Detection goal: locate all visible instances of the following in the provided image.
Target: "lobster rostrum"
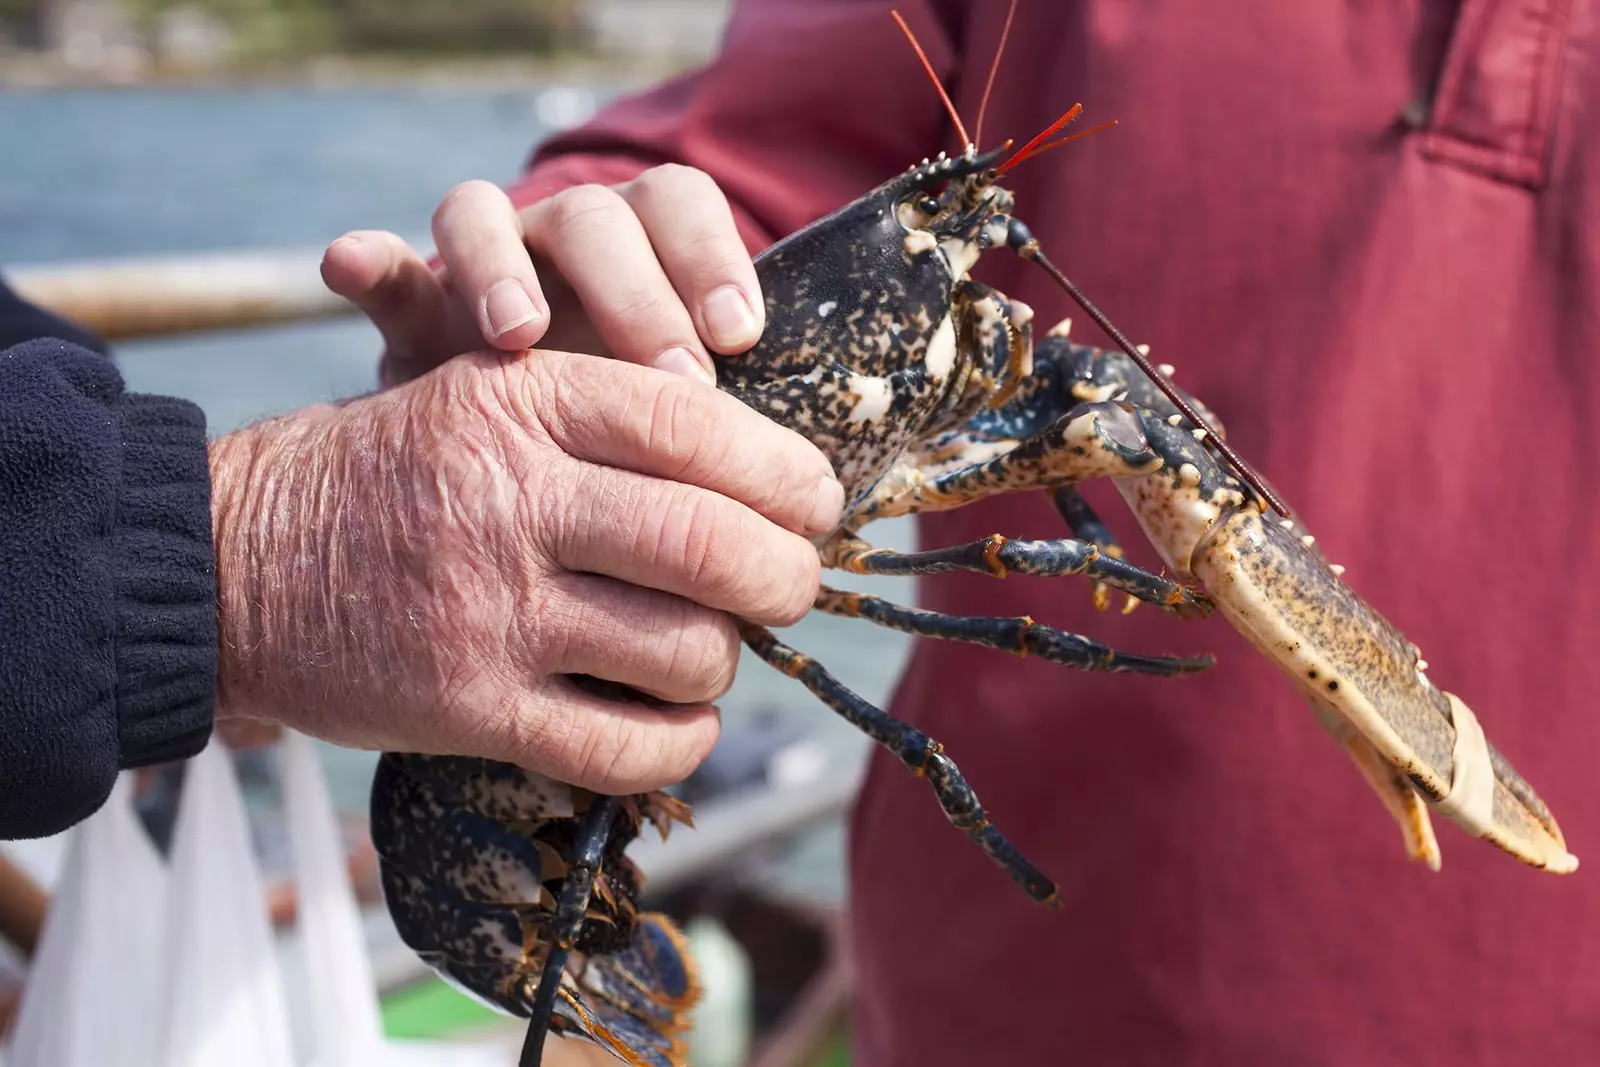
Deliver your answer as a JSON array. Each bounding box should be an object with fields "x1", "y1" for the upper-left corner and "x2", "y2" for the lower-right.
[{"x1": 372, "y1": 11, "x2": 1574, "y2": 1067}]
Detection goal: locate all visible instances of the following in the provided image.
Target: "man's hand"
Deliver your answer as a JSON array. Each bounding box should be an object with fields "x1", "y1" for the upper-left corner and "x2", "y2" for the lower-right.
[
  {"x1": 320, "y1": 166, "x2": 763, "y2": 388},
  {"x1": 209, "y1": 348, "x2": 842, "y2": 794}
]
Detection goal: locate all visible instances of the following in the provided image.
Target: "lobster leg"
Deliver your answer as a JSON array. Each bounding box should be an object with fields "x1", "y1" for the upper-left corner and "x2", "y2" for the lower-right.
[
  {"x1": 520, "y1": 794, "x2": 622, "y2": 1067},
  {"x1": 813, "y1": 586, "x2": 1213, "y2": 676},
  {"x1": 737, "y1": 620, "x2": 1061, "y2": 905},
  {"x1": 857, "y1": 400, "x2": 1164, "y2": 522},
  {"x1": 826, "y1": 533, "x2": 1211, "y2": 619},
  {"x1": 1049, "y1": 487, "x2": 1140, "y2": 614}
]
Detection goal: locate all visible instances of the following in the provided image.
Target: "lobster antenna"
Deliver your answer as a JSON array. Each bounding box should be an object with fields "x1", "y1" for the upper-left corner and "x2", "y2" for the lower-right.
[
  {"x1": 891, "y1": 9, "x2": 972, "y2": 151},
  {"x1": 1015, "y1": 244, "x2": 1290, "y2": 516},
  {"x1": 1004, "y1": 120, "x2": 1120, "y2": 169},
  {"x1": 996, "y1": 104, "x2": 1083, "y2": 175},
  {"x1": 973, "y1": 0, "x2": 1018, "y2": 148}
]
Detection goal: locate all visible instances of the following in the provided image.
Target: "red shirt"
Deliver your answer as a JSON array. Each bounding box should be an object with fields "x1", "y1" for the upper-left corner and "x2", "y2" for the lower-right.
[{"x1": 509, "y1": 2, "x2": 1600, "y2": 1063}]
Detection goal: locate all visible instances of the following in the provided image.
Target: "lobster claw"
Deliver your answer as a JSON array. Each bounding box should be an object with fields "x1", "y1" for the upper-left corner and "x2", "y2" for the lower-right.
[{"x1": 1187, "y1": 506, "x2": 1576, "y2": 874}]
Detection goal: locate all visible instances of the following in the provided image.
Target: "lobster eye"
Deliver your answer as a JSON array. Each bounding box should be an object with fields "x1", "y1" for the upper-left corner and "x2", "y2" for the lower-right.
[{"x1": 917, "y1": 196, "x2": 940, "y2": 215}]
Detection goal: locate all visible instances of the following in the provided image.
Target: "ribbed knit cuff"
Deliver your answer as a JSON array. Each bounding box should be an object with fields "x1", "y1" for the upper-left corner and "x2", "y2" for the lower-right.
[{"x1": 113, "y1": 393, "x2": 217, "y2": 767}]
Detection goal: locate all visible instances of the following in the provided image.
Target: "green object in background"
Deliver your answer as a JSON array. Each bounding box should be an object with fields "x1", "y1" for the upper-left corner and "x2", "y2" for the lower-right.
[
  {"x1": 380, "y1": 976, "x2": 503, "y2": 1039},
  {"x1": 381, "y1": 976, "x2": 855, "y2": 1064},
  {"x1": 816, "y1": 1031, "x2": 851, "y2": 1067}
]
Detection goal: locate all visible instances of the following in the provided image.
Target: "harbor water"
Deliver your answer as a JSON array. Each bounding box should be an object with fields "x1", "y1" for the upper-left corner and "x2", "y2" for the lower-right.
[{"x1": 1, "y1": 85, "x2": 918, "y2": 896}]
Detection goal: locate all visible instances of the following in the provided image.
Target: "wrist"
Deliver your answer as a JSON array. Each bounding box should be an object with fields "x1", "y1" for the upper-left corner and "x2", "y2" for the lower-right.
[{"x1": 209, "y1": 405, "x2": 341, "y2": 719}]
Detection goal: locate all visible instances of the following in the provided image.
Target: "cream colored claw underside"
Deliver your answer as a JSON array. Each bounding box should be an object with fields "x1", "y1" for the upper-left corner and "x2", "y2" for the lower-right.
[{"x1": 1190, "y1": 513, "x2": 1577, "y2": 875}]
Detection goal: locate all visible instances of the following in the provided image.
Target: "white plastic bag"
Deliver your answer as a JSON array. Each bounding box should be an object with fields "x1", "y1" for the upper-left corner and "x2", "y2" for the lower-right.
[
  {"x1": 6, "y1": 734, "x2": 512, "y2": 1067},
  {"x1": 280, "y1": 730, "x2": 390, "y2": 1066},
  {"x1": 280, "y1": 732, "x2": 509, "y2": 1067},
  {"x1": 161, "y1": 740, "x2": 297, "y2": 1067},
  {"x1": 7, "y1": 775, "x2": 169, "y2": 1067}
]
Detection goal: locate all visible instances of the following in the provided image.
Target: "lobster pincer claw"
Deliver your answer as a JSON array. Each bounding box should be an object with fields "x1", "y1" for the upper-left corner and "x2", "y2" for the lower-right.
[
  {"x1": 1123, "y1": 475, "x2": 1578, "y2": 873},
  {"x1": 1106, "y1": 409, "x2": 1577, "y2": 874}
]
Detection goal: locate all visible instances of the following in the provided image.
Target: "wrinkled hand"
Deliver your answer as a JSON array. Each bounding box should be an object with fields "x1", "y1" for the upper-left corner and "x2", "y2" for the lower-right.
[
  {"x1": 209, "y1": 348, "x2": 841, "y2": 793},
  {"x1": 321, "y1": 165, "x2": 763, "y2": 388}
]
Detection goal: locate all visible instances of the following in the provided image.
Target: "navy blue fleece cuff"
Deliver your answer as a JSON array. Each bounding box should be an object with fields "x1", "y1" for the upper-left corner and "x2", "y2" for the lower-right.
[{"x1": 0, "y1": 339, "x2": 215, "y2": 839}]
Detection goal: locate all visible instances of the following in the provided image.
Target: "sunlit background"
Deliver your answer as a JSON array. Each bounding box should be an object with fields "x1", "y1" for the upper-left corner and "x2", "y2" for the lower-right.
[{"x1": 0, "y1": 3, "x2": 917, "y2": 1063}]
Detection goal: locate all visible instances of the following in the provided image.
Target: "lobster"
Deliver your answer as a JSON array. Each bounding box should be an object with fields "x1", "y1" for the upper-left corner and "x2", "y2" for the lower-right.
[{"x1": 369, "y1": 10, "x2": 1576, "y2": 1067}]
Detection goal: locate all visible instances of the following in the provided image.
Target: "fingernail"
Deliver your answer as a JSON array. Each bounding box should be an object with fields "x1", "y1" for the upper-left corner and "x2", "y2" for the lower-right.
[
  {"x1": 484, "y1": 278, "x2": 541, "y2": 340},
  {"x1": 808, "y1": 475, "x2": 845, "y2": 533},
  {"x1": 655, "y1": 346, "x2": 716, "y2": 386},
  {"x1": 703, "y1": 285, "x2": 759, "y2": 350}
]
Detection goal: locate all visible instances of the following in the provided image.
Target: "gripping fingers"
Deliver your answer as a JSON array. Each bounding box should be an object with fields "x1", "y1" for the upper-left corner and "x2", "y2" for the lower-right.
[
  {"x1": 520, "y1": 183, "x2": 714, "y2": 381},
  {"x1": 487, "y1": 677, "x2": 721, "y2": 796},
  {"x1": 617, "y1": 165, "x2": 764, "y2": 354},
  {"x1": 544, "y1": 460, "x2": 821, "y2": 626},
  {"x1": 523, "y1": 351, "x2": 844, "y2": 536},
  {"x1": 540, "y1": 573, "x2": 740, "y2": 705},
  {"x1": 432, "y1": 180, "x2": 550, "y2": 350}
]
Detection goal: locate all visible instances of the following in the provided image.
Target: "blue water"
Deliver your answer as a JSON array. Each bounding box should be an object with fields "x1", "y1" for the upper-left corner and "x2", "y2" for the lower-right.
[{"x1": 0, "y1": 88, "x2": 914, "y2": 837}]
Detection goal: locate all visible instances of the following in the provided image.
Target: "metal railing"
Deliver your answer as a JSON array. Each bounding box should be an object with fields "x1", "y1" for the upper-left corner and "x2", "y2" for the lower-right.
[{"x1": 10, "y1": 247, "x2": 365, "y2": 341}]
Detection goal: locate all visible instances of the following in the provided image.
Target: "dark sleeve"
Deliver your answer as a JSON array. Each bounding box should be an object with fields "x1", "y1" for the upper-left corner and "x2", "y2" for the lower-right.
[
  {"x1": 0, "y1": 275, "x2": 110, "y2": 357},
  {"x1": 0, "y1": 337, "x2": 217, "y2": 840}
]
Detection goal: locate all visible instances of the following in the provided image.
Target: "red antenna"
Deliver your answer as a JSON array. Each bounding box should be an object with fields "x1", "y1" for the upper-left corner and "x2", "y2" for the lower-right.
[
  {"x1": 973, "y1": 0, "x2": 1018, "y2": 148},
  {"x1": 996, "y1": 105, "x2": 1120, "y2": 176},
  {"x1": 891, "y1": 9, "x2": 971, "y2": 149},
  {"x1": 1002, "y1": 119, "x2": 1121, "y2": 173}
]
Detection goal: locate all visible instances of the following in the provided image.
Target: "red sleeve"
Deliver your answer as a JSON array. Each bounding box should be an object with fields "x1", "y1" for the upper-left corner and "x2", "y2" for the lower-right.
[{"x1": 503, "y1": 0, "x2": 967, "y2": 254}]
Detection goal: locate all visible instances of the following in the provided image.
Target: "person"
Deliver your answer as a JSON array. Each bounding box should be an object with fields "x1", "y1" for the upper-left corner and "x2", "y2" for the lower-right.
[
  {"x1": 322, "y1": 1, "x2": 1600, "y2": 1063},
  {"x1": 0, "y1": 270, "x2": 844, "y2": 841}
]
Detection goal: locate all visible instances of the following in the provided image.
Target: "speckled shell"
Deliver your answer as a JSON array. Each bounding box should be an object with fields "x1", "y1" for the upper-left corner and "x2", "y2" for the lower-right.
[
  {"x1": 370, "y1": 753, "x2": 698, "y2": 1065},
  {"x1": 714, "y1": 148, "x2": 1017, "y2": 514}
]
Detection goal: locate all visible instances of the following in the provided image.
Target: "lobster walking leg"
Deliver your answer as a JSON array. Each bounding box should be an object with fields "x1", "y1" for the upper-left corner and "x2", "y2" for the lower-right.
[
  {"x1": 1050, "y1": 487, "x2": 1137, "y2": 613},
  {"x1": 813, "y1": 586, "x2": 1213, "y2": 676},
  {"x1": 829, "y1": 533, "x2": 1210, "y2": 618},
  {"x1": 737, "y1": 620, "x2": 1061, "y2": 905},
  {"x1": 852, "y1": 401, "x2": 1164, "y2": 525},
  {"x1": 520, "y1": 794, "x2": 623, "y2": 1067}
]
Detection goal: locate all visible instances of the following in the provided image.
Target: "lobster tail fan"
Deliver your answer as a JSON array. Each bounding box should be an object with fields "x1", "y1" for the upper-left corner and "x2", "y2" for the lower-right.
[{"x1": 544, "y1": 914, "x2": 702, "y2": 1067}]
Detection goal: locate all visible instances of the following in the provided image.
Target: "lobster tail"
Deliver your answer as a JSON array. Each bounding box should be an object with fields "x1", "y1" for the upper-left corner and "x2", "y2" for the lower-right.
[
  {"x1": 370, "y1": 753, "x2": 701, "y2": 1066},
  {"x1": 544, "y1": 914, "x2": 701, "y2": 1067}
]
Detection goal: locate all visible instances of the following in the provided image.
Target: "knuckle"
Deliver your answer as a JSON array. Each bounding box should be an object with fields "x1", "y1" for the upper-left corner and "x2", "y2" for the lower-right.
[
  {"x1": 659, "y1": 605, "x2": 739, "y2": 702},
  {"x1": 640, "y1": 380, "x2": 711, "y2": 479},
  {"x1": 632, "y1": 163, "x2": 714, "y2": 201},
  {"x1": 764, "y1": 535, "x2": 822, "y2": 625},
  {"x1": 573, "y1": 711, "x2": 647, "y2": 792},
  {"x1": 433, "y1": 178, "x2": 500, "y2": 230},
  {"x1": 667, "y1": 490, "x2": 738, "y2": 599},
  {"x1": 526, "y1": 690, "x2": 589, "y2": 778},
  {"x1": 545, "y1": 183, "x2": 629, "y2": 237},
  {"x1": 735, "y1": 421, "x2": 833, "y2": 526},
  {"x1": 513, "y1": 351, "x2": 577, "y2": 437},
  {"x1": 677, "y1": 230, "x2": 748, "y2": 289}
]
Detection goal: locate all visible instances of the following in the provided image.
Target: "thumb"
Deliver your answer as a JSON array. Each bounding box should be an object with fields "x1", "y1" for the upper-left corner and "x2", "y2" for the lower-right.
[{"x1": 320, "y1": 229, "x2": 479, "y2": 385}]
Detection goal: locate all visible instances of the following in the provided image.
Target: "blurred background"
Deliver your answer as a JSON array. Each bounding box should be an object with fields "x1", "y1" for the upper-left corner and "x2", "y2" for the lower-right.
[{"x1": 0, "y1": 3, "x2": 920, "y2": 1064}]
